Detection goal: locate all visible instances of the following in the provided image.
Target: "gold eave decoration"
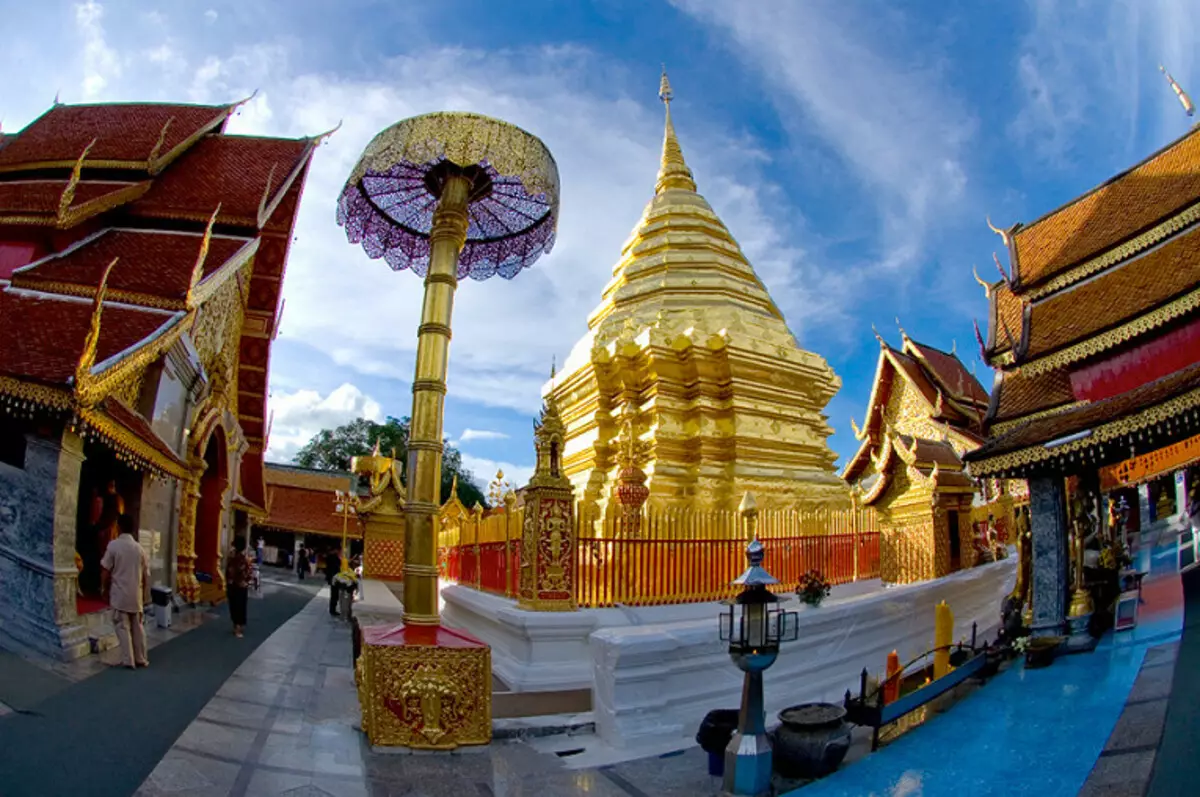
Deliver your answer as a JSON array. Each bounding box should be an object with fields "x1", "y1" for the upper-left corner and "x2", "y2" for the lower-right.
[
  {"x1": 75, "y1": 405, "x2": 188, "y2": 481},
  {"x1": 0, "y1": 377, "x2": 72, "y2": 412},
  {"x1": 1017, "y1": 285, "x2": 1200, "y2": 377},
  {"x1": 0, "y1": 182, "x2": 152, "y2": 230},
  {"x1": 1026, "y1": 200, "x2": 1200, "y2": 301},
  {"x1": 347, "y1": 111, "x2": 560, "y2": 210},
  {"x1": 969, "y1": 384, "x2": 1200, "y2": 476},
  {"x1": 8, "y1": 278, "x2": 190, "y2": 312},
  {"x1": 990, "y1": 399, "x2": 1091, "y2": 437}
]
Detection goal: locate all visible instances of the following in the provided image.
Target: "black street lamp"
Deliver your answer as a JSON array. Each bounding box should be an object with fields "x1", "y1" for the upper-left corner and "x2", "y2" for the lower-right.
[{"x1": 719, "y1": 494, "x2": 798, "y2": 796}]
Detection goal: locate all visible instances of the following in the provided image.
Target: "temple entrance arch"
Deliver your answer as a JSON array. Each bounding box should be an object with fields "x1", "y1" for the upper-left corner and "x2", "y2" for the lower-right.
[{"x1": 193, "y1": 426, "x2": 229, "y2": 583}]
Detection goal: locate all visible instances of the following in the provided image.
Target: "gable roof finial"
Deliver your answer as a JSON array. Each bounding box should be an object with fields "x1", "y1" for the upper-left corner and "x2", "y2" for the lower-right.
[
  {"x1": 655, "y1": 66, "x2": 697, "y2": 195},
  {"x1": 58, "y1": 138, "x2": 97, "y2": 222},
  {"x1": 1160, "y1": 65, "x2": 1196, "y2": 117},
  {"x1": 992, "y1": 252, "x2": 1011, "y2": 283},
  {"x1": 187, "y1": 204, "x2": 222, "y2": 308},
  {"x1": 986, "y1": 215, "x2": 1014, "y2": 247},
  {"x1": 75, "y1": 257, "x2": 119, "y2": 400},
  {"x1": 871, "y1": 323, "x2": 886, "y2": 347},
  {"x1": 895, "y1": 317, "x2": 909, "y2": 342},
  {"x1": 972, "y1": 264, "x2": 993, "y2": 299}
]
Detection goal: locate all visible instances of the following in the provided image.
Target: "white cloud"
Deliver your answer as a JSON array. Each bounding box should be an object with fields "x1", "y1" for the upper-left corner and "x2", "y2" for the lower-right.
[
  {"x1": 673, "y1": 0, "x2": 976, "y2": 274},
  {"x1": 458, "y1": 454, "x2": 533, "y2": 491},
  {"x1": 457, "y1": 429, "x2": 510, "y2": 444},
  {"x1": 266, "y1": 383, "x2": 383, "y2": 463},
  {"x1": 75, "y1": 0, "x2": 122, "y2": 100},
  {"x1": 204, "y1": 9, "x2": 218, "y2": 23}
]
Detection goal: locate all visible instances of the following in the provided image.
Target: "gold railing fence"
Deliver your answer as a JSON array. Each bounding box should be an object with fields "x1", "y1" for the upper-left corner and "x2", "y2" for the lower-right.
[{"x1": 573, "y1": 502, "x2": 879, "y2": 541}]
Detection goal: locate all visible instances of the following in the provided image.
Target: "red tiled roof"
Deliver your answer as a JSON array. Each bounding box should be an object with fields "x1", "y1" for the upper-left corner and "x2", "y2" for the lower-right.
[
  {"x1": 128, "y1": 135, "x2": 312, "y2": 227},
  {"x1": 0, "y1": 288, "x2": 179, "y2": 383},
  {"x1": 265, "y1": 464, "x2": 355, "y2": 492},
  {"x1": 991, "y1": 367, "x2": 1077, "y2": 424},
  {"x1": 259, "y1": 482, "x2": 353, "y2": 537},
  {"x1": 905, "y1": 437, "x2": 966, "y2": 469},
  {"x1": 987, "y1": 283, "x2": 1024, "y2": 357},
  {"x1": 0, "y1": 180, "x2": 141, "y2": 216},
  {"x1": 888, "y1": 349, "x2": 940, "y2": 408},
  {"x1": 1024, "y1": 226, "x2": 1200, "y2": 359},
  {"x1": 14, "y1": 229, "x2": 252, "y2": 303},
  {"x1": 240, "y1": 449, "x2": 267, "y2": 512},
  {"x1": 906, "y1": 339, "x2": 989, "y2": 405},
  {"x1": 0, "y1": 103, "x2": 229, "y2": 171},
  {"x1": 1012, "y1": 127, "x2": 1200, "y2": 287},
  {"x1": 968, "y1": 360, "x2": 1200, "y2": 463},
  {"x1": 99, "y1": 396, "x2": 187, "y2": 471}
]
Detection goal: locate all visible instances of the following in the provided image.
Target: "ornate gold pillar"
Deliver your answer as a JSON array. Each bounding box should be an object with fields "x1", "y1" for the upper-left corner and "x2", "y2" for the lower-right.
[
  {"x1": 403, "y1": 174, "x2": 469, "y2": 626},
  {"x1": 175, "y1": 475, "x2": 202, "y2": 602}
]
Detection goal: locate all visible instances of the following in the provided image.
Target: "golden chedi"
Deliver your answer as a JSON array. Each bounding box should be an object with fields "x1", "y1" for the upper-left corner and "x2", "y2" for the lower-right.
[{"x1": 548, "y1": 72, "x2": 847, "y2": 511}]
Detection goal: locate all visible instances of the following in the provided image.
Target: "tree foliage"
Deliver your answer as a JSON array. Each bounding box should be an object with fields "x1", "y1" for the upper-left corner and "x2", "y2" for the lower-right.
[{"x1": 294, "y1": 416, "x2": 488, "y2": 508}]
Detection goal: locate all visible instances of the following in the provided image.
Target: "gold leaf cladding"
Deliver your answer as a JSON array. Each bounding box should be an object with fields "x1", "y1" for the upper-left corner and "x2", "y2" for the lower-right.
[{"x1": 191, "y1": 262, "x2": 249, "y2": 409}]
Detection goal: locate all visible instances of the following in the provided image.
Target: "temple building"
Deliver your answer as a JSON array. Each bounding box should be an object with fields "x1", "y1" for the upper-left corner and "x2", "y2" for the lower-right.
[
  {"x1": 251, "y1": 463, "x2": 360, "y2": 567},
  {"x1": 548, "y1": 73, "x2": 846, "y2": 511},
  {"x1": 965, "y1": 112, "x2": 1200, "y2": 639},
  {"x1": 841, "y1": 331, "x2": 991, "y2": 582},
  {"x1": 0, "y1": 99, "x2": 323, "y2": 658}
]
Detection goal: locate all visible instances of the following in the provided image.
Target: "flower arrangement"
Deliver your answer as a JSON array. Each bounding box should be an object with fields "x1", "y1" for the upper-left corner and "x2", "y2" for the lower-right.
[
  {"x1": 333, "y1": 571, "x2": 359, "y2": 593},
  {"x1": 1012, "y1": 636, "x2": 1031, "y2": 655},
  {"x1": 1099, "y1": 539, "x2": 1132, "y2": 571},
  {"x1": 797, "y1": 569, "x2": 832, "y2": 607}
]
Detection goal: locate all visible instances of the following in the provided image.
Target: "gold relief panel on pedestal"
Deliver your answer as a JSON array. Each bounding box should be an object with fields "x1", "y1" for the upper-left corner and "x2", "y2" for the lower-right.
[{"x1": 359, "y1": 642, "x2": 491, "y2": 749}]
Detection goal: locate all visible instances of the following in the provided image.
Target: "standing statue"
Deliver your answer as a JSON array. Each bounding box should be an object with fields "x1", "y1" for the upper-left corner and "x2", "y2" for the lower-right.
[{"x1": 1068, "y1": 493, "x2": 1095, "y2": 618}]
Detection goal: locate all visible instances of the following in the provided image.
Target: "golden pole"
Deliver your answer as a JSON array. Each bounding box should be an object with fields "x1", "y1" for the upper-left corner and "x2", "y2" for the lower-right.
[{"x1": 403, "y1": 174, "x2": 471, "y2": 626}]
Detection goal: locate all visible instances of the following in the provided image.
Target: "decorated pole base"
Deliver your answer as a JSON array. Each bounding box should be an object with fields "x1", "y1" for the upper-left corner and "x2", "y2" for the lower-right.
[{"x1": 357, "y1": 624, "x2": 492, "y2": 750}]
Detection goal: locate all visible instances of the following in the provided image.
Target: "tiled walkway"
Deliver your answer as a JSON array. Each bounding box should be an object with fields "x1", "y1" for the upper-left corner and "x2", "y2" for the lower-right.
[
  {"x1": 787, "y1": 562, "x2": 1186, "y2": 797},
  {"x1": 137, "y1": 588, "x2": 723, "y2": 797}
]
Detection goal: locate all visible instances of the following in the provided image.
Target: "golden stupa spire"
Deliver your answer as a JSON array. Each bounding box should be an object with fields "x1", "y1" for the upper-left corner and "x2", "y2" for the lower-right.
[
  {"x1": 655, "y1": 67, "x2": 697, "y2": 195},
  {"x1": 1160, "y1": 65, "x2": 1196, "y2": 117}
]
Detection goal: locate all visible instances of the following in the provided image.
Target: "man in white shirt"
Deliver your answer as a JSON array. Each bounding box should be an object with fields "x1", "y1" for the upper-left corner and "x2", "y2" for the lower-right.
[{"x1": 101, "y1": 514, "x2": 151, "y2": 669}]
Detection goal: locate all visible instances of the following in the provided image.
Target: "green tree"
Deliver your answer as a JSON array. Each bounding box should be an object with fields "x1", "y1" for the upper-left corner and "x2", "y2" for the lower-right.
[{"x1": 294, "y1": 415, "x2": 488, "y2": 508}]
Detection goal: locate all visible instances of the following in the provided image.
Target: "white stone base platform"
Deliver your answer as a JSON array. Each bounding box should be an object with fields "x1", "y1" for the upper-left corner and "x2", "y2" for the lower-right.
[{"x1": 441, "y1": 558, "x2": 1015, "y2": 750}]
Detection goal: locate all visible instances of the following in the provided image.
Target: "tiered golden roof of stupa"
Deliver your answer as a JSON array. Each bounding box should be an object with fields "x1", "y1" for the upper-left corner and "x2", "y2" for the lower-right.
[{"x1": 548, "y1": 72, "x2": 847, "y2": 511}]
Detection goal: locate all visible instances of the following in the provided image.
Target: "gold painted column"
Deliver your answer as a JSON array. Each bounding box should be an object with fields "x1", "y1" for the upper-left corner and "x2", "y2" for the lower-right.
[
  {"x1": 403, "y1": 174, "x2": 470, "y2": 626},
  {"x1": 175, "y1": 475, "x2": 202, "y2": 602}
]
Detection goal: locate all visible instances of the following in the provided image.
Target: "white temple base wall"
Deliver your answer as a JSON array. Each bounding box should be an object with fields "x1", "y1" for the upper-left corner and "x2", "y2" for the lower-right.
[
  {"x1": 589, "y1": 558, "x2": 1016, "y2": 748},
  {"x1": 440, "y1": 585, "x2": 744, "y2": 693}
]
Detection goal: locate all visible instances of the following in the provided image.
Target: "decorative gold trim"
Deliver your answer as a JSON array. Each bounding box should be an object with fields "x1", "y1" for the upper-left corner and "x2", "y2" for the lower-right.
[
  {"x1": 57, "y1": 139, "x2": 97, "y2": 221},
  {"x1": 0, "y1": 377, "x2": 72, "y2": 409},
  {"x1": 189, "y1": 238, "x2": 260, "y2": 307},
  {"x1": 77, "y1": 405, "x2": 188, "y2": 480},
  {"x1": 1019, "y1": 284, "x2": 1200, "y2": 377},
  {"x1": 1027, "y1": 200, "x2": 1200, "y2": 300},
  {"x1": 990, "y1": 400, "x2": 1090, "y2": 436},
  {"x1": 970, "y1": 384, "x2": 1200, "y2": 476},
  {"x1": 78, "y1": 311, "x2": 191, "y2": 408},
  {"x1": 186, "y1": 204, "x2": 221, "y2": 309},
  {"x1": 74, "y1": 257, "x2": 118, "y2": 404},
  {"x1": 10, "y1": 277, "x2": 187, "y2": 310}
]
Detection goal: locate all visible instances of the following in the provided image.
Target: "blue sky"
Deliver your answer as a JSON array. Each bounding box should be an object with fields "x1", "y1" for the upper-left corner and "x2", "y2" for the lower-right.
[{"x1": 3, "y1": 1, "x2": 1197, "y2": 488}]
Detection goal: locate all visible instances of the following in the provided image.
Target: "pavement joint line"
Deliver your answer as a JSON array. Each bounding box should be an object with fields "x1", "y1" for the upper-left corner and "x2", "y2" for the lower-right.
[
  {"x1": 227, "y1": 595, "x2": 325, "y2": 797},
  {"x1": 1099, "y1": 743, "x2": 1161, "y2": 758},
  {"x1": 174, "y1": 744, "x2": 353, "y2": 779},
  {"x1": 1139, "y1": 658, "x2": 1177, "y2": 670},
  {"x1": 1124, "y1": 696, "x2": 1172, "y2": 707},
  {"x1": 193, "y1": 715, "x2": 301, "y2": 736},
  {"x1": 598, "y1": 766, "x2": 654, "y2": 797}
]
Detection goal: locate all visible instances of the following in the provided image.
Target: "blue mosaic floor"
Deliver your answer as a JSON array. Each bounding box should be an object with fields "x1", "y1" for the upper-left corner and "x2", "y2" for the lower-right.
[{"x1": 788, "y1": 547, "x2": 1185, "y2": 797}]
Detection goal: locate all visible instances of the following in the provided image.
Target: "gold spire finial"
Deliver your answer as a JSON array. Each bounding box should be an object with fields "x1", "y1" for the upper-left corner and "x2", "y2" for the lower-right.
[
  {"x1": 986, "y1": 215, "x2": 1013, "y2": 247},
  {"x1": 75, "y1": 257, "x2": 119, "y2": 398},
  {"x1": 187, "y1": 204, "x2": 221, "y2": 308},
  {"x1": 58, "y1": 138, "x2": 96, "y2": 221},
  {"x1": 655, "y1": 67, "x2": 697, "y2": 195},
  {"x1": 372, "y1": 437, "x2": 382, "y2": 456},
  {"x1": 972, "y1": 265, "x2": 993, "y2": 298},
  {"x1": 1160, "y1": 65, "x2": 1196, "y2": 117}
]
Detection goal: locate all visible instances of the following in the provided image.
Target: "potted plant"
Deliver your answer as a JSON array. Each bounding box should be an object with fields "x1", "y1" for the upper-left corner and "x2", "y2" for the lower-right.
[{"x1": 797, "y1": 570, "x2": 832, "y2": 607}]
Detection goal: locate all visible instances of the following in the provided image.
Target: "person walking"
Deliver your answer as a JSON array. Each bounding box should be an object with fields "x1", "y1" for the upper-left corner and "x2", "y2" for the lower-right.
[
  {"x1": 297, "y1": 544, "x2": 310, "y2": 580},
  {"x1": 325, "y1": 548, "x2": 343, "y2": 617},
  {"x1": 255, "y1": 537, "x2": 264, "y2": 567},
  {"x1": 225, "y1": 536, "x2": 253, "y2": 638},
  {"x1": 100, "y1": 514, "x2": 150, "y2": 670}
]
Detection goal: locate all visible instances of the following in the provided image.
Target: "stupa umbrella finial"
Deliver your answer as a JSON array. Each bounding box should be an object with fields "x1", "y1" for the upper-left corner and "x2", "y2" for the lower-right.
[
  {"x1": 655, "y1": 68, "x2": 697, "y2": 195},
  {"x1": 1160, "y1": 65, "x2": 1196, "y2": 117}
]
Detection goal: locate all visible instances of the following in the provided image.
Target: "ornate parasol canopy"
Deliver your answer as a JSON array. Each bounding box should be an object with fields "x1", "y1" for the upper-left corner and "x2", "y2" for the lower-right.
[{"x1": 336, "y1": 111, "x2": 560, "y2": 280}]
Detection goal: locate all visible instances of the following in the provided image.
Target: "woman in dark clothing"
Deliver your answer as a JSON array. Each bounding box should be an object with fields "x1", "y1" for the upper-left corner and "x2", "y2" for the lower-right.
[{"x1": 225, "y1": 535, "x2": 252, "y2": 638}]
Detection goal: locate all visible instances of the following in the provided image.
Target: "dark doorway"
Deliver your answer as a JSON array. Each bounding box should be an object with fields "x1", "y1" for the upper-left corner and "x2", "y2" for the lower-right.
[{"x1": 75, "y1": 441, "x2": 142, "y2": 601}]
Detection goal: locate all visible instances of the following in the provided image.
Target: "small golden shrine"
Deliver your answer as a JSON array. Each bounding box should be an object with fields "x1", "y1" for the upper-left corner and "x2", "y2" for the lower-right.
[
  {"x1": 518, "y1": 388, "x2": 576, "y2": 610},
  {"x1": 841, "y1": 330, "x2": 990, "y2": 582},
  {"x1": 352, "y1": 441, "x2": 406, "y2": 581},
  {"x1": 549, "y1": 72, "x2": 846, "y2": 511}
]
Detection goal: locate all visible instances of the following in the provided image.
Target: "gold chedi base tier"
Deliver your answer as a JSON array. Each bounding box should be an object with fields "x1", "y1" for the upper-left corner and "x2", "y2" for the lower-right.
[
  {"x1": 549, "y1": 73, "x2": 847, "y2": 512},
  {"x1": 357, "y1": 624, "x2": 492, "y2": 750}
]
